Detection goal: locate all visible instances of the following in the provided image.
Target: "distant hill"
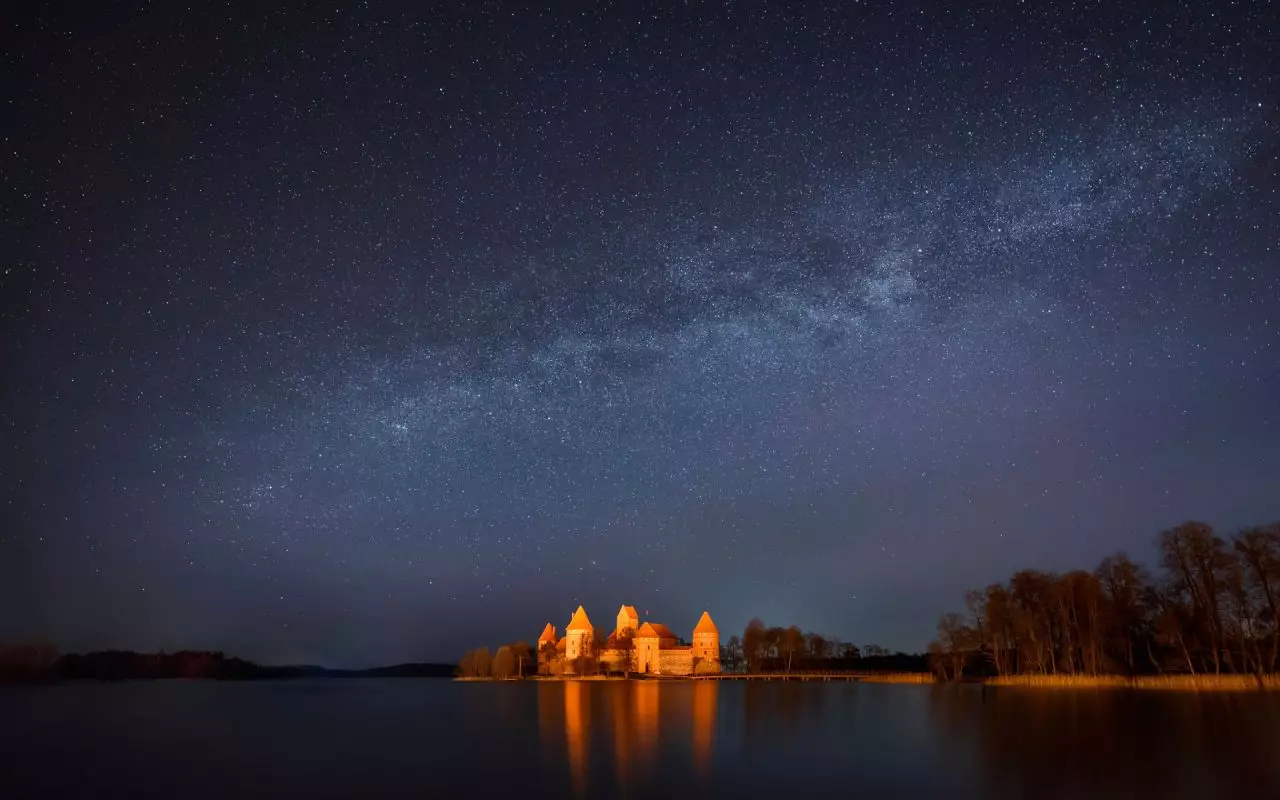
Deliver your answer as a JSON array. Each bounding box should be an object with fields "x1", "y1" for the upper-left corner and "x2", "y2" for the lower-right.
[
  {"x1": 344, "y1": 662, "x2": 456, "y2": 678},
  {"x1": 0, "y1": 646, "x2": 454, "y2": 682}
]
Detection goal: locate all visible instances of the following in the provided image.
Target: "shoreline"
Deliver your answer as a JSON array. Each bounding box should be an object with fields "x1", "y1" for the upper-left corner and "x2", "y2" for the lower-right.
[
  {"x1": 455, "y1": 672, "x2": 935, "y2": 683},
  {"x1": 980, "y1": 674, "x2": 1280, "y2": 691},
  {"x1": 454, "y1": 672, "x2": 1280, "y2": 691}
]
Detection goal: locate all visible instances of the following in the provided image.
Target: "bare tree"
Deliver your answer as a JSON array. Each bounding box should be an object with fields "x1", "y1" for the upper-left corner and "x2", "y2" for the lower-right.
[
  {"x1": 743, "y1": 618, "x2": 766, "y2": 672},
  {"x1": 1235, "y1": 525, "x2": 1280, "y2": 672},
  {"x1": 725, "y1": 635, "x2": 744, "y2": 673},
  {"x1": 935, "y1": 612, "x2": 976, "y2": 680},
  {"x1": 1096, "y1": 553, "x2": 1149, "y2": 674},
  {"x1": 806, "y1": 632, "x2": 829, "y2": 662},
  {"x1": 458, "y1": 647, "x2": 493, "y2": 678},
  {"x1": 763, "y1": 627, "x2": 783, "y2": 668},
  {"x1": 782, "y1": 626, "x2": 804, "y2": 673},
  {"x1": 538, "y1": 640, "x2": 558, "y2": 674},
  {"x1": 510, "y1": 641, "x2": 532, "y2": 678},
  {"x1": 927, "y1": 640, "x2": 950, "y2": 680},
  {"x1": 1160, "y1": 522, "x2": 1232, "y2": 673},
  {"x1": 492, "y1": 646, "x2": 515, "y2": 680},
  {"x1": 964, "y1": 589, "x2": 989, "y2": 673},
  {"x1": 983, "y1": 584, "x2": 1013, "y2": 675}
]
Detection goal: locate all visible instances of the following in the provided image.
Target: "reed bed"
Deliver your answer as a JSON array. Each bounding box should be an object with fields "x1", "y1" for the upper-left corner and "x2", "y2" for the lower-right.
[
  {"x1": 984, "y1": 673, "x2": 1280, "y2": 691},
  {"x1": 858, "y1": 672, "x2": 936, "y2": 684}
]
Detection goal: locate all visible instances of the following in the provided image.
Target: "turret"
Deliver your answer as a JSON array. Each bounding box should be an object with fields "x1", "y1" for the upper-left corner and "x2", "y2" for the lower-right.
[
  {"x1": 616, "y1": 605, "x2": 639, "y2": 638},
  {"x1": 564, "y1": 605, "x2": 594, "y2": 666},
  {"x1": 692, "y1": 611, "x2": 720, "y2": 667}
]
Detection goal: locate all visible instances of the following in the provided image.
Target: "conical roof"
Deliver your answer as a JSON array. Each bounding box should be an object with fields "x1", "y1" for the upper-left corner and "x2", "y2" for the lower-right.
[
  {"x1": 538, "y1": 623, "x2": 557, "y2": 642},
  {"x1": 566, "y1": 605, "x2": 593, "y2": 631},
  {"x1": 693, "y1": 611, "x2": 718, "y2": 635}
]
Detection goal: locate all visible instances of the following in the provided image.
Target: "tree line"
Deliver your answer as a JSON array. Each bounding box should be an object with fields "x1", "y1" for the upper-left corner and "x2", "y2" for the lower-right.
[
  {"x1": 0, "y1": 646, "x2": 269, "y2": 681},
  {"x1": 0, "y1": 645, "x2": 455, "y2": 681},
  {"x1": 927, "y1": 521, "x2": 1280, "y2": 681},
  {"x1": 461, "y1": 632, "x2": 640, "y2": 677},
  {"x1": 457, "y1": 641, "x2": 535, "y2": 679},
  {"x1": 726, "y1": 620, "x2": 926, "y2": 673}
]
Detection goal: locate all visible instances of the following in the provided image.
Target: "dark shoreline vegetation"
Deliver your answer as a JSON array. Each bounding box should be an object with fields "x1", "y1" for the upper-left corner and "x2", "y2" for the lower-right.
[
  {"x1": 458, "y1": 520, "x2": 1280, "y2": 690},
  {"x1": 8, "y1": 520, "x2": 1277, "y2": 690},
  {"x1": 0, "y1": 647, "x2": 454, "y2": 683},
  {"x1": 926, "y1": 521, "x2": 1280, "y2": 683}
]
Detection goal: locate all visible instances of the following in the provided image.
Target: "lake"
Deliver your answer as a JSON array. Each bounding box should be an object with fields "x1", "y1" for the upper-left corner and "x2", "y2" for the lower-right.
[{"x1": 2, "y1": 679, "x2": 1278, "y2": 798}]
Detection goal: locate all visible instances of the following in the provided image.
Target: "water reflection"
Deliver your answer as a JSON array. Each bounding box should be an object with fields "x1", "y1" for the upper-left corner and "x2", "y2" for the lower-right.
[
  {"x1": 563, "y1": 681, "x2": 589, "y2": 797},
  {"x1": 534, "y1": 680, "x2": 1280, "y2": 799},
  {"x1": 633, "y1": 680, "x2": 659, "y2": 775},
  {"x1": 691, "y1": 681, "x2": 716, "y2": 777},
  {"x1": 536, "y1": 680, "x2": 562, "y2": 777},
  {"x1": 538, "y1": 680, "x2": 719, "y2": 796},
  {"x1": 929, "y1": 685, "x2": 1280, "y2": 799},
  {"x1": 743, "y1": 679, "x2": 827, "y2": 739},
  {"x1": 6, "y1": 680, "x2": 1278, "y2": 799},
  {"x1": 608, "y1": 680, "x2": 632, "y2": 785}
]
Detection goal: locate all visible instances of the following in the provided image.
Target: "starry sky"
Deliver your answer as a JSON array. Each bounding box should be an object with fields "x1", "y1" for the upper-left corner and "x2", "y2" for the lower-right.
[{"x1": 3, "y1": 1, "x2": 1277, "y2": 667}]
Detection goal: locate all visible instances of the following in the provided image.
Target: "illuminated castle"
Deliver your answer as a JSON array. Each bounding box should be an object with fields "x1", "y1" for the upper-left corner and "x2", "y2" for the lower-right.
[{"x1": 537, "y1": 604, "x2": 721, "y2": 676}]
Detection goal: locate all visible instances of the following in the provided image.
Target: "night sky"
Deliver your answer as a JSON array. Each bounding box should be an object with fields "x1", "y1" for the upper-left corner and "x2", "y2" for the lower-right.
[{"x1": 4, "y1": 2, "x2": 1277, "y2": 667}]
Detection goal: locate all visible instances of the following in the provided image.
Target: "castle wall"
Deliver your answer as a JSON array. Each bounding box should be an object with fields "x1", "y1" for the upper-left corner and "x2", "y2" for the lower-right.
[
  {"x1": 599, "y1": 648, "x2": 628, "y2": 671},
  {"x1": 635, "y1": 638, "x2": 659, "y2": 674},
  {"x1": 658, "y1": 648, "x2": 693, "y2": 676},
  {"x1": 693, "y1": 656, "x2": 721, "y2": 675}
]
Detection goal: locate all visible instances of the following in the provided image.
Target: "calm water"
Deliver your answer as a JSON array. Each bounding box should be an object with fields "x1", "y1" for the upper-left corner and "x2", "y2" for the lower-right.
[{"x1": 2, "y1": 679, "x2": 1278, "y2": 798}]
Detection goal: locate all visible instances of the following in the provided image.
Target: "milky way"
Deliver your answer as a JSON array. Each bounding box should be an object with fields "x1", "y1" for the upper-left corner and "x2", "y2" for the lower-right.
[{"x1": 4, "y1": 2, "x2": 1277, "y2": 665}]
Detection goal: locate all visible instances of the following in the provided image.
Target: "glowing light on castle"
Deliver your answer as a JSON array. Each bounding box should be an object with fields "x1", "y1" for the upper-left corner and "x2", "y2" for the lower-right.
[{"x1": 537, "y1": 604, "x2": 721, "y2": 676}]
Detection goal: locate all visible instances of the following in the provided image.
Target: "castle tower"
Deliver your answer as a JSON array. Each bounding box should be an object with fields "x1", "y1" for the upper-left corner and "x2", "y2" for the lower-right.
[
  {"x1": 616, "y1": 605, "x2": 639, "y2": 638},
  {"x1": 692, "y1": 611, "x2": 720, "y2": 672},
  {"x1": 634, "y1": 622, "x2": 662, "y2": 674},
  {"x1": 565, "y1": 605, "x2": 594, "y2": 667}
]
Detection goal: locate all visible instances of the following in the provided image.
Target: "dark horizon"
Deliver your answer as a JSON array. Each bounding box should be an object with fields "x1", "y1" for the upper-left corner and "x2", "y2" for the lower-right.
[
  {"x1": 6, "y1": 516, "x2": 1277, "y2": 672},
  {"x1": 4, "y1": 2, "x2": 1277, "y2": 667}
]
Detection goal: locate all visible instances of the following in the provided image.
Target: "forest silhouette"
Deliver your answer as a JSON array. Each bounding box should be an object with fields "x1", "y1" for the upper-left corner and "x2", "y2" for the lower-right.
[{"x1": 925, "y1": 521, "x2": 1280, "y2": 681}]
